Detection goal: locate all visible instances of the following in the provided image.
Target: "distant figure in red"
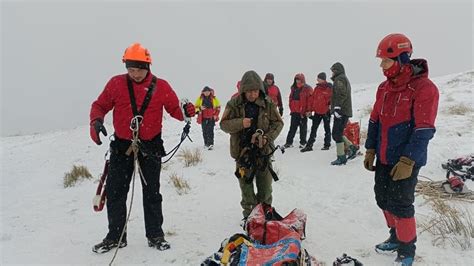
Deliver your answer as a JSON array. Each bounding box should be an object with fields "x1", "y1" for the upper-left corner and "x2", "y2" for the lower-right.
[
  {"x1": 263, "y1": 73, "x2": 284, "y2": 116},
  {"x1": 283, "y1": 73, "x2": 312, "y2": 149},
  {"x1": 301, "y1": 72, "x2": 332, "y2": 152}
]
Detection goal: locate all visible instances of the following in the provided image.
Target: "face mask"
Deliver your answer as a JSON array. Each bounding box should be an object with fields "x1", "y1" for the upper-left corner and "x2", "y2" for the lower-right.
[{"x1": 383, "y1": 60, "x2": 401, "y2": 78}]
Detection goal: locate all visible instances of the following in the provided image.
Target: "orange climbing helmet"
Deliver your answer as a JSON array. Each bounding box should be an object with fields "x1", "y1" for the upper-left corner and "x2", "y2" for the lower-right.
[{"x1": 122, "y1": 43, "x2": 152, "y2": 64}]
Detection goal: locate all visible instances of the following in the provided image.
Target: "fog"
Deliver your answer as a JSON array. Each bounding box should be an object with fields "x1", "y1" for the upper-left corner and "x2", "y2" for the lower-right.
[{"x1": 1, "y1": 0, "x2": 472, "y2": 136}]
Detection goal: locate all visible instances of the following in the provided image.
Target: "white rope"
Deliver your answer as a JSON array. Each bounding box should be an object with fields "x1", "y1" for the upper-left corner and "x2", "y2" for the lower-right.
[{"x1": 108, "y1": 116, "x2": 143, "y2": 266}]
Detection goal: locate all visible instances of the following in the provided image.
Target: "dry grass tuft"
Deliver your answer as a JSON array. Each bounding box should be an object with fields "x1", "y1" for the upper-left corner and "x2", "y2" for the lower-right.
[
  {"x1": 169, "y1": 172, "x2": 190, "y2": 195},
  {"x1": 418, "y1": 199, "x2": 473, "y2": 250},
  {"x1": 177, "y1": 148, "x2": 203, "y2": 167},
  {"x1": 446, "y1": 103, "x2": 474, "y2": 115},
  {"x1": 63, "y1": 165, "x2": 93, "y2": 188}
]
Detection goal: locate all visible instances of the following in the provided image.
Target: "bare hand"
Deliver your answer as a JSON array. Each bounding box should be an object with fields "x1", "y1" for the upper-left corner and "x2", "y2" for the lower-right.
[{"x1": 243, "y1": 118, "x2": 252, "y2": 128}]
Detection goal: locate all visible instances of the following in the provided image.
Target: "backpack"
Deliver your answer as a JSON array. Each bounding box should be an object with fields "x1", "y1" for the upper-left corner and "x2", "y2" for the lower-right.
[
  {"x1": 245, "y1": 204, "x2": 306, "y2": 245},
  {"x1": 201, "y1": 232, "x2": 318, "y2": 266},
  {"x1": 343, "y1": 121, "x2": 360, "y2": 147}
]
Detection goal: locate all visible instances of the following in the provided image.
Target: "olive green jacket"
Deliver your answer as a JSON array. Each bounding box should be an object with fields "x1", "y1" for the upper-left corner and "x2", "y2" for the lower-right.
[
  {"x1": 220, "y1": 95, "x2": 284, "y2": 159},
  {"x1": 330, "y1": 62, "x2": 353, "y2": 117}
]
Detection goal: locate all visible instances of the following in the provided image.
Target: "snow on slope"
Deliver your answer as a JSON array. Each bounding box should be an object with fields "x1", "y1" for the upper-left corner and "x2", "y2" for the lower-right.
[{"x1": 1, "y1": 71, "x2": 473, "y2": 265}]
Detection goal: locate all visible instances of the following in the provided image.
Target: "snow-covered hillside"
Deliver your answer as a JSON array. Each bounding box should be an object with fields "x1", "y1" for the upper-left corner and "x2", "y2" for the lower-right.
[{"x1": 1, "y1": 71, "x2": 473, "y2": 265}]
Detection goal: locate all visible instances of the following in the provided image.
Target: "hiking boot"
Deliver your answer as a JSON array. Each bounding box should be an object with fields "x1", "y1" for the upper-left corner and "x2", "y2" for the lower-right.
[
  {"x1": 300, "y1": 146, "x2": 313, "y2": 152},
  {"x1": 346, "y1": 145, "x2": 359, "y2": 160},
  {"x1": 148, "y1": 236, "x2": 171, "y2": 251},
  {"x1": 92, "y1": 238, "x2": 127, "y2": 254},
  {"x1": 299, "y1": 144, "x2": 306, "y2": 149},
  {"x1": 331, "y1": 155, "x2": 347, "y2": 165},
  {"x1": 375, "y1": 228, "x2": 399, "y2": 253},
  {"x1": 321, "y1": 145, "x2": 330, "y2": 150},
  {"x1": 394, "y1": 254, "x2": 414, "y2": 266},
  {"x1": 283, "y1": 143, "x2": 293, "y2": 149}
]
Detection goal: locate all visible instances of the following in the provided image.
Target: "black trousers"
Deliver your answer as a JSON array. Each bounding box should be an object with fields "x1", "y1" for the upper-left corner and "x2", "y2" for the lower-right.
[
  {"x1": 374, "y1": 162, "x2": 420, "y2": 218},
  {"x1": 285, "y1": 113, "x2": 308, "y2": 145},
  {"x1": 105, "y1": 137, "x2": 164, "y2": 241},
  {"x1": 331, "y1": 115, "x2": 348, "y2": 143},
  {"x1": 201, "y1": 118, "x2": 215, "y2": 146},
  {"x1": 307, "y1": 112, "x2": 331, "y2": 147}
]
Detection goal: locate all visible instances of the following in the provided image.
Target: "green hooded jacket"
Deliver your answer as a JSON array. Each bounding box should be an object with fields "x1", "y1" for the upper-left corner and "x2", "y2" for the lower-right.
[
  {"x1": 220, "y1": 70, "x2": 284, "y2": 159},
  {"x1": 330, "y1": 62, "x2": 353, "y2": 117}
]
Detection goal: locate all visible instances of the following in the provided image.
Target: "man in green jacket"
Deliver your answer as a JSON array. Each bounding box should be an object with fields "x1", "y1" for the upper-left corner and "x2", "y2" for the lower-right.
[
  {"x1": 330, "y1": 62, "x2": 358, "y2": 165},
  {"x1": 220, "y1": 70, "x2": 284, "y2": 219}
]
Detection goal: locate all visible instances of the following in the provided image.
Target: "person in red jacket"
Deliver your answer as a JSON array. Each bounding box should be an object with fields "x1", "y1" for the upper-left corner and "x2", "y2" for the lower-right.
[
  {"x1": 284, "y1": 73, "x2": 313, "y2": 148},
  {"x1": 301, "y1": 72, "x2": 332, "y2": 152},
  {"x1": 263, "y1": 73, "x2": 284, "y2": 116},
  {"x1": 89, "y1": 43, "x2": 195, "y2": 254},
  {"x1": 364, "y1": 34, "x2": 439, "y2": 266}
]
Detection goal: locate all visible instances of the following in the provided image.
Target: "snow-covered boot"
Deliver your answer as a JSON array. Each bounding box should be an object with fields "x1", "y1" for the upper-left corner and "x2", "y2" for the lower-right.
[
  {"x1": 375, "y1": 228, "x2": 399, "y2": 253},
  {"x1": 92, "y1": 238, "x2": 127, "y2": 254},
  {"x1": 331, "y1": 155, "x2": 347, "y2": 165},
  {"x1": 148, "y1": 236, "x2": 171, "y2": 250}
]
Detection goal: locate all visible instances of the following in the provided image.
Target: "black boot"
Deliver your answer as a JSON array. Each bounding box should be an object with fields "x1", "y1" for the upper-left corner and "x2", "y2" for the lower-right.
[
  {"x1": 92, "y1": 238, "x2": 127, "y2": 254},
  {"x1": 300, "y1": 145, "x2": 313, "y2": 152},
  {"x1": 321, "y1": 145, "x2": 330, "y2": 150},
  {"x1": 148, "y1": 236, "x2": 171, "y2": 250}
]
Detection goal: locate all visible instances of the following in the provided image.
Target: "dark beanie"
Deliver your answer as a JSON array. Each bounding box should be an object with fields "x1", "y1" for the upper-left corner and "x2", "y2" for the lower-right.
[
  {"x1": 317, "y1": 72, "x2": 326, "y2": 81},
  {"x1": 125, "y1": 60, "x2": 150, "y2": 70},
  {"x1": 202, "y1": 86, "x2": 212, "y2": 92}
]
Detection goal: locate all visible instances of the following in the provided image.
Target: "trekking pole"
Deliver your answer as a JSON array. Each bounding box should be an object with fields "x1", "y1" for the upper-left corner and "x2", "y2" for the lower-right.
[{"x1": 108, "y1": 116, "x2": 143, "y2": 266}]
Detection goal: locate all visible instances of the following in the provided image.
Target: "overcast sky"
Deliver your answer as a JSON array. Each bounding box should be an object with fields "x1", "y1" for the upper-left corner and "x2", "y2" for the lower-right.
[{"x1": 1, "y1": 0, "x2": 472, "y2": 136}]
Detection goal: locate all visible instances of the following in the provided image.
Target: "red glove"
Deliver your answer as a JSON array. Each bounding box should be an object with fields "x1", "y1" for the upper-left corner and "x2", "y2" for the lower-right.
[
  {"x1": 183, "y1": 102, "x2": 196, "y2": 118},
  {"x1": 90, "y1": 119, "x2": 107, "y2": 145}
]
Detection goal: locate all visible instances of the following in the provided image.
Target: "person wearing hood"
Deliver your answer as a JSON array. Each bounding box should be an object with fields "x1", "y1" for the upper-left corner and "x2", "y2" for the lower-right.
[
  {"x1": 195, "y1": 86, "x2": 221, "y2": 150},
  {"x1": 364, "y1": 33, "x2": 439, "y2": 266},
  {"x1": 263, "y1": 73, "x2": 284, "y2": 116},
  {"x1": 329, "y1": 62, "x2": 358, "y2": 165},
  {"x1": 301, "y1": 72, "x2": 333, "y2": 152},
  {"x1": 284, "y1": 73, "x2": 313, "y2": 148},
  {"x1": 220, "y1": 70, "x2": 284, "y2": 219}
]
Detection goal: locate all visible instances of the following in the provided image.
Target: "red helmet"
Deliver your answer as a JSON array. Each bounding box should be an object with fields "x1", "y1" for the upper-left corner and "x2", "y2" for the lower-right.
[{"x1": 376, "y1": 33, "x2": 412, "y2": 58}]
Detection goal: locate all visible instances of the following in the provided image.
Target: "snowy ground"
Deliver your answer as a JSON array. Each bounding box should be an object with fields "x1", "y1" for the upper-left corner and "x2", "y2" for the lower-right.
[{"x1": 1, "y1": 71, "x2": 473, "y2": 265}]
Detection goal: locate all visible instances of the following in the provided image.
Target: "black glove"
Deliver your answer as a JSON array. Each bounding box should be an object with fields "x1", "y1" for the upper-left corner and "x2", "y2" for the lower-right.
[
  {"x1": 278, "y1": 106, "x2": 283, "y2": 116},
  {"x1": 90, "y1": 119, "x2": 108, "y2": 145}
]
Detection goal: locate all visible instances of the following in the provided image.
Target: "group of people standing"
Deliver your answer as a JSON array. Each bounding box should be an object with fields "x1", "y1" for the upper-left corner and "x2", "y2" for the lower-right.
[
  {"x1": 89, "y1": 33, "x2": 439, "y2": 266},
  {"x1": 196, "y1": 63, "x2": 358, "y2": 166}
]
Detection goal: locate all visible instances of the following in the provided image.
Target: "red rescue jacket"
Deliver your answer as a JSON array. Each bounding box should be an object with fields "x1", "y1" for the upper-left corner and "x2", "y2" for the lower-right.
[
  {"x1": 90, "y1": 73, "x2": 184, "y2": 140},
  {"x1": 309, "y1": 82, "x2": 332, "y2": 115}
]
